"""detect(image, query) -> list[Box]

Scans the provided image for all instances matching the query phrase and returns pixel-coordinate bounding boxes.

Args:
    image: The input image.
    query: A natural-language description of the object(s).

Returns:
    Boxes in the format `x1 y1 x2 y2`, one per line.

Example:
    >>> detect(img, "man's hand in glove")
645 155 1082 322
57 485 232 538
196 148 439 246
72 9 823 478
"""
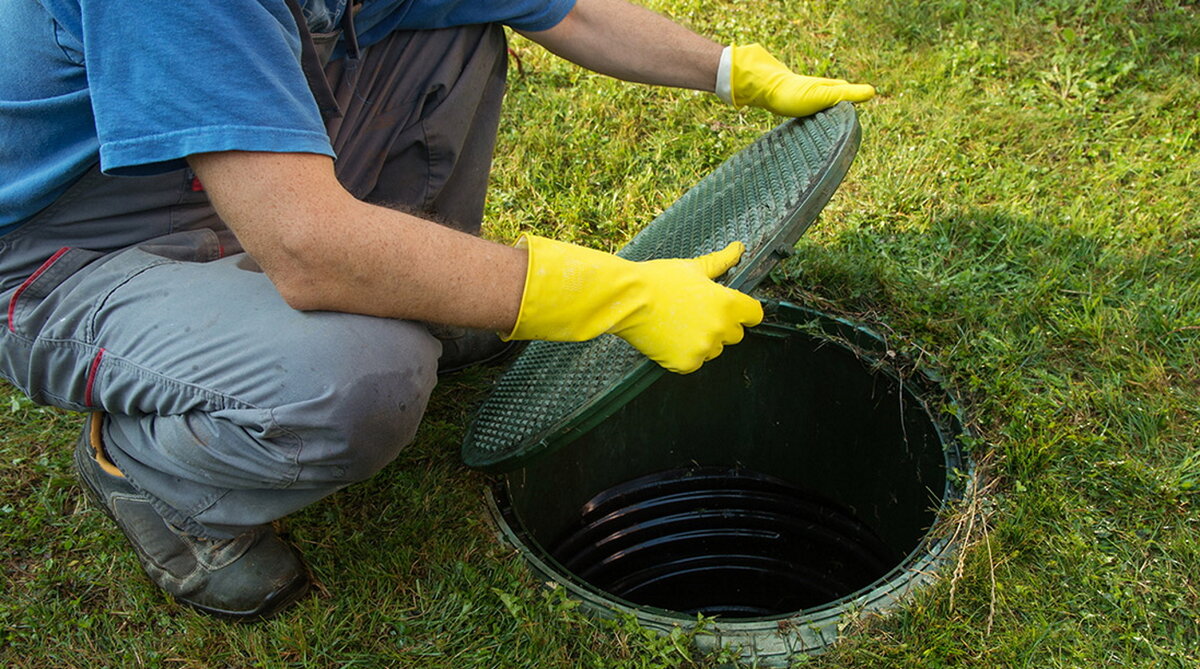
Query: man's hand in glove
716 43 875 117
503 235 763 374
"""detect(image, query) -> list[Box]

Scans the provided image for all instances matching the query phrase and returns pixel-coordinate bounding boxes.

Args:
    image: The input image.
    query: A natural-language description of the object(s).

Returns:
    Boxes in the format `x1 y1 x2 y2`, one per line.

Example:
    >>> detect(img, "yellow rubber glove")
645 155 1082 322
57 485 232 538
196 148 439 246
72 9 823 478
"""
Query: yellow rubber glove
503 235 764 374
728 44 875 117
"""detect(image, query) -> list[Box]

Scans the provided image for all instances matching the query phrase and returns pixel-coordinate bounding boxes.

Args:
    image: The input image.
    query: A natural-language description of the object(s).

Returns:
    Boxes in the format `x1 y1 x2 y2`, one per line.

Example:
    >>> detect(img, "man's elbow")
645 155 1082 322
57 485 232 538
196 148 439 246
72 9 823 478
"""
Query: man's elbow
251 236 343 312
273 277 327 312
259 262 329 312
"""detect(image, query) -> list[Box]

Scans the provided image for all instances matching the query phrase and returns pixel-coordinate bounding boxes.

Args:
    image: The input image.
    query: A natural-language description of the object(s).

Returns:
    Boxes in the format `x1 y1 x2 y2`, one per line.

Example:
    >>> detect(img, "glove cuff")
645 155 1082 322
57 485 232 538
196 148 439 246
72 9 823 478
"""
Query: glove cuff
501 234 536 341
502 234 636 344
715 45 734 106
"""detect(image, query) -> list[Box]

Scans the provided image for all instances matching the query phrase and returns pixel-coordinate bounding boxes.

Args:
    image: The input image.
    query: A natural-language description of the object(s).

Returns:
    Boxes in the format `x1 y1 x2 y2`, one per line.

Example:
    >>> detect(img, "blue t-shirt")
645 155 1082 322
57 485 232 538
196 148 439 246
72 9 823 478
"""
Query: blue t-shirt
0 0 574 234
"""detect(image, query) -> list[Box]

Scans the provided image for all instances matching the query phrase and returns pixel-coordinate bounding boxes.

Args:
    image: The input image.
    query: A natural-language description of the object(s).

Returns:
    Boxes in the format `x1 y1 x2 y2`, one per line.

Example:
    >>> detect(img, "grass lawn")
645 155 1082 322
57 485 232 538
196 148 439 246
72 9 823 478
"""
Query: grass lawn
2 0 1198 666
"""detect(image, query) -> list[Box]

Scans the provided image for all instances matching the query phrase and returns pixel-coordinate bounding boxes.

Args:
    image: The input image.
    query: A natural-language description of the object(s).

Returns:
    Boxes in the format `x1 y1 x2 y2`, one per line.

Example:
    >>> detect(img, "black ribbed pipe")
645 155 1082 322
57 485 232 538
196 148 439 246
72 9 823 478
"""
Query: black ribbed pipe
549 467 901 617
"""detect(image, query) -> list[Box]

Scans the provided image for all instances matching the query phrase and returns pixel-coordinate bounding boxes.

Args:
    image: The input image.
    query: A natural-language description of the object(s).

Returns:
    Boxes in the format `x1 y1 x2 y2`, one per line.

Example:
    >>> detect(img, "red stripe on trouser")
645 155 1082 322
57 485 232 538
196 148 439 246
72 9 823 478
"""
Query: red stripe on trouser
84 348 106 407
7 247 71 332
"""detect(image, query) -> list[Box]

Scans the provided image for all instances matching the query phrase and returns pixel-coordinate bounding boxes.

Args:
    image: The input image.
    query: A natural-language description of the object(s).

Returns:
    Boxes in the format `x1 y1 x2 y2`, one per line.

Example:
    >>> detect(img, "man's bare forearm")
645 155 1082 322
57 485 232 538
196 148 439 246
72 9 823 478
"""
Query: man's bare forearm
519 0 723 91
188 151 526 331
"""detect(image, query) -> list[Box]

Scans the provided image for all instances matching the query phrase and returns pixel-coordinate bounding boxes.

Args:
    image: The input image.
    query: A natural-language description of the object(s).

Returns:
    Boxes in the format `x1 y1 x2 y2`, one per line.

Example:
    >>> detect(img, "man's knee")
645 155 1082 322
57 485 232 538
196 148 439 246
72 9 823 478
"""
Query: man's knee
271 317 441 485
311 362 436 483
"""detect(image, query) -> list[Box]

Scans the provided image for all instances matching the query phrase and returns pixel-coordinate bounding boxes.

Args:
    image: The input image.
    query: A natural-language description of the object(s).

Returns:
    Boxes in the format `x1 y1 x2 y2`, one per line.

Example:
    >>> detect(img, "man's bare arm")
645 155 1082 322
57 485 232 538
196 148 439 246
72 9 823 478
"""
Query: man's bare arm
518 0 723 91
521 0 875 116
188 150 525 331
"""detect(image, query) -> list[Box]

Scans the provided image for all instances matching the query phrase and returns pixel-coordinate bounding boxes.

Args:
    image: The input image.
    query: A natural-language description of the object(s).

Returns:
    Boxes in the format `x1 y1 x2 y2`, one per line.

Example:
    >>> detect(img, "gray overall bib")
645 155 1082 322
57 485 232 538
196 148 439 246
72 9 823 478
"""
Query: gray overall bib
0 9 508 538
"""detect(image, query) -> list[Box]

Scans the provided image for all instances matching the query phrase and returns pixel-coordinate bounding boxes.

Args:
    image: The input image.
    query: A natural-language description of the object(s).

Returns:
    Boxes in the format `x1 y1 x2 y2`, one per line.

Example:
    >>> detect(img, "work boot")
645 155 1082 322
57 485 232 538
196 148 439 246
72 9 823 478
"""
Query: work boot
73 413 311 621
426 323 522 375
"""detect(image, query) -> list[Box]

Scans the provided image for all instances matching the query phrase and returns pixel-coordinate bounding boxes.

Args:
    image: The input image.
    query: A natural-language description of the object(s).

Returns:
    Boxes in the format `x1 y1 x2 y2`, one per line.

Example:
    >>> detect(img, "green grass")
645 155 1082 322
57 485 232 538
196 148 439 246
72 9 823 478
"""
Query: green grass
3 0 1199 666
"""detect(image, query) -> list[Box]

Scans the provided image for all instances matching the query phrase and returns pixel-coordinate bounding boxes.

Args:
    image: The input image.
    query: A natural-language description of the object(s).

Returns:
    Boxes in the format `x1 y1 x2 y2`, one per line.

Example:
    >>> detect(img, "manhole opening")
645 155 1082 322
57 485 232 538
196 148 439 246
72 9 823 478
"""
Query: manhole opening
495 308 964 625
549 465 901 617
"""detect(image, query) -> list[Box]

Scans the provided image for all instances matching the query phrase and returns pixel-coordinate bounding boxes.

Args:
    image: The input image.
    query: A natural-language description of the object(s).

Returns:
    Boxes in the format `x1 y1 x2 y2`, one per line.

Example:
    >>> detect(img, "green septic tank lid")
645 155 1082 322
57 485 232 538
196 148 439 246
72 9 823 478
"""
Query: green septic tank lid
462 102 862 472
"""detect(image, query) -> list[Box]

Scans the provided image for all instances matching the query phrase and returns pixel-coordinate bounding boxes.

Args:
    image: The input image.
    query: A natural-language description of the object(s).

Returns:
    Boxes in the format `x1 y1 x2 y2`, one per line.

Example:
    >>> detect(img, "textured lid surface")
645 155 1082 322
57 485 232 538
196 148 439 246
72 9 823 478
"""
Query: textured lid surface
462 103 862 472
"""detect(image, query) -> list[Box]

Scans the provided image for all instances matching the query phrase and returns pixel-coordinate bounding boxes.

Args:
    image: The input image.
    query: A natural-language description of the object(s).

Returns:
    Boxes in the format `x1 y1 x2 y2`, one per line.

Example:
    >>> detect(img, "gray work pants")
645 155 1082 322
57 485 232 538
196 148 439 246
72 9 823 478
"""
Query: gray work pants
0 24 508 538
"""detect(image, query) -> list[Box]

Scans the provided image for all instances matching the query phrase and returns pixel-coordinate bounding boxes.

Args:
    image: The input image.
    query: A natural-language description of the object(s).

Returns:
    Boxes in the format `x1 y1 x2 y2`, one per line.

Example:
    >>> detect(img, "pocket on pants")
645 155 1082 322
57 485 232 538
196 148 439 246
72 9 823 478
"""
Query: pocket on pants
5 247 104 338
